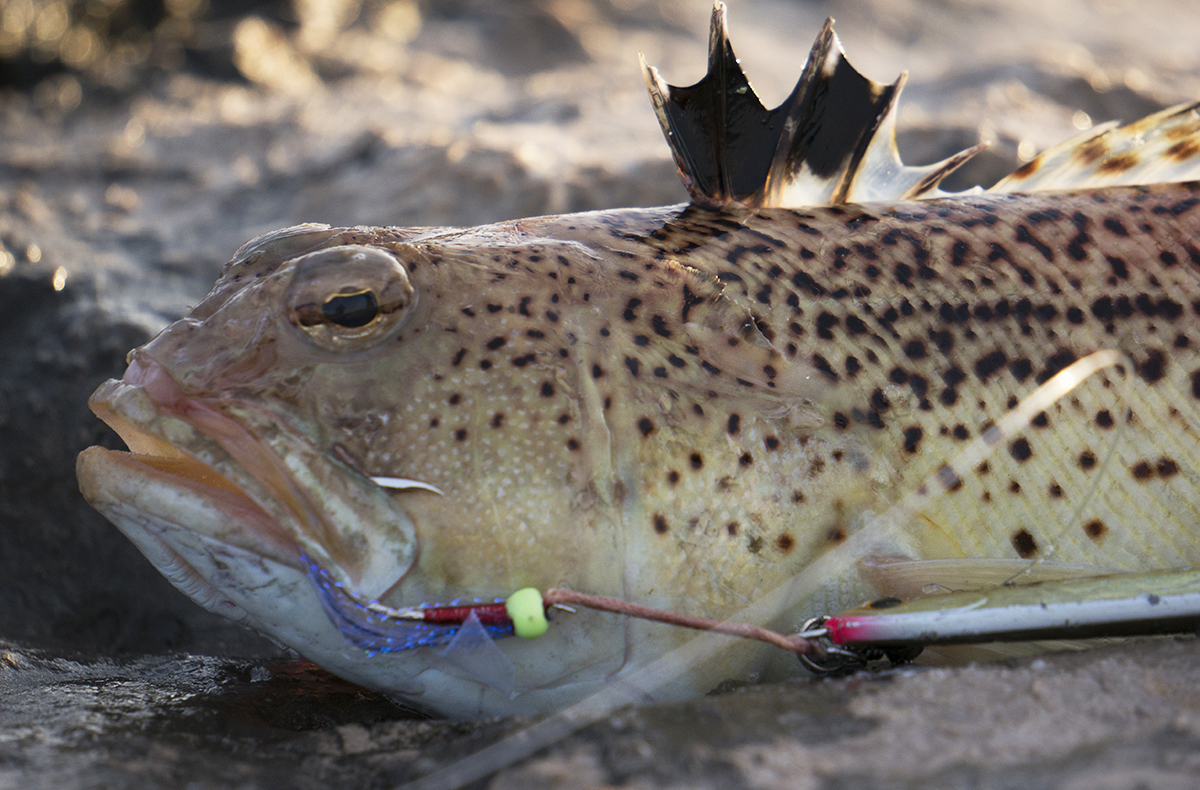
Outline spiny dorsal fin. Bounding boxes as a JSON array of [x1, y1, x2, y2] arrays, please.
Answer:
[[991, 101, 1200, 193], [640, 2, 982, 208]]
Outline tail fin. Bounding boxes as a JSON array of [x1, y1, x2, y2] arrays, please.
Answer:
[[640, 3, 982, 208]]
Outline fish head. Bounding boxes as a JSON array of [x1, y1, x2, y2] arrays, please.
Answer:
[[76, 220, 677, 715]]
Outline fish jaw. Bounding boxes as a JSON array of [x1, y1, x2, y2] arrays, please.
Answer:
[[79, 351, 421, 598]]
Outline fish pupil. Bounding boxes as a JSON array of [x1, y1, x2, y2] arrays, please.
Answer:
[[322, 291, 379, 328]]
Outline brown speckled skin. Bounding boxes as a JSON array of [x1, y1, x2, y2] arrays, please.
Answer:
[[125, 181, 1200, 675]]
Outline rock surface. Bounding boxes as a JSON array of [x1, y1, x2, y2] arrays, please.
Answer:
[[2, 0, 1199, 787]]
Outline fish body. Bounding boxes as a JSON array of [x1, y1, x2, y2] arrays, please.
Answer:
[[77, 7, 1200, 717]]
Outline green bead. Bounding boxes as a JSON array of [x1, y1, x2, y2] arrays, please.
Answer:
[[505, 588, 548, 639]]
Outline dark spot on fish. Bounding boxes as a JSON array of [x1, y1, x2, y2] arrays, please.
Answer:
[[454, 428, 468, 441], [653, 367, 668, 378], [625, 357, 640, 377], [727, 413, 741, 435], [1103, 217, 1129, 236], [1158, 457, 1180, 478], [448, 393, 461, 405], [903, 340, 927, 360], [652, 514, 668, 535], [726, 521, 739, 537], [540, 382, 555, 397], [479, 359, 493, 370], [833, 412, 850, 429], [811, 354, 838, 381], [1009, 438, 1032, 462], [952, 424, 969, 441], [974, 350, 1007, 381], [1015, 225, 1054, 262], [1011, 529, 1038, 558], [792, 490, 806, 503], [634, 334, 650, 346], [1132, 460, 1154, 481], [870, 388, 891, 412], [491, 412, 504, 428], [1008, 358, 1032, 382], [1079, 450, 1097, 470], [486, 336, 506, 350], [1098, 153, 1137, 174], [667, 470, 680, 485], [1167, 139, 1200, 162], [1048, 482, 1063, 498], [937, 464, 962, 491], [747, 536, 764, 554], [1008, 480, 1021, 494], [1095, 409, 1114, 428], [775, 534, 795, 553], [764, 436, 780, 451], [903, 426, 923, 453], [1083, 519, 1107, 542], [1139, 349, 1167, 383], [690, 453, 704, 470], [869, 597, 902, 610], [739, 452, 753, 467], [638, 417, 655, 436], [816, 312, 840, 339], [567, 438, 580, 450]]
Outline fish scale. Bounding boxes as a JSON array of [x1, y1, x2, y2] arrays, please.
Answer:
[[76, 5, 1200, 717]]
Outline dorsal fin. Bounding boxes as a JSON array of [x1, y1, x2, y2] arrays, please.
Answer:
[[640, 2, 982, 208], [991, 101, 1200, 193]]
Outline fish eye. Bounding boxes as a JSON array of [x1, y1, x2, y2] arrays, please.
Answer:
[[286, 245, 415, 352], [321, 290, 379, 328]]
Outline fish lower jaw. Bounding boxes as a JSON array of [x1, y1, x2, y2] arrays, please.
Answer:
[[96, 497, 255, 625], [77, 444, 305, 572]]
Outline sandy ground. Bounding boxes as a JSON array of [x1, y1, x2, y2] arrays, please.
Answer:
[[2, 0, 1200, 787]]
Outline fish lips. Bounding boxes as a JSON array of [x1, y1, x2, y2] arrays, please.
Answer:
[[77, 354, 419, 603]]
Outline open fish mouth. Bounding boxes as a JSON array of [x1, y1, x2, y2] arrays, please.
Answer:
[[77, 353, 419, 605]]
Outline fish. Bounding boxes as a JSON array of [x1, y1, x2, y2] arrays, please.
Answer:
[[76, 3, 1200, 718]]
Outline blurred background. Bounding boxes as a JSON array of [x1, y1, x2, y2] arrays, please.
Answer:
[[2, 0, 1200, 659]]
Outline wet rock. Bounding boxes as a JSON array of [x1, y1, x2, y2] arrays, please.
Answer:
[[2, 638, 1198, 789]]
